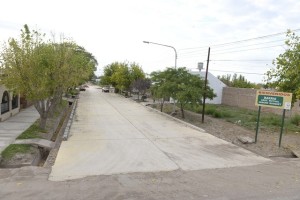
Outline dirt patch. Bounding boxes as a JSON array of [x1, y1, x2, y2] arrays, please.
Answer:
[[149, 103, 300, 158]]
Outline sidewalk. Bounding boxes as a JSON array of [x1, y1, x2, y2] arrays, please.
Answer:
[[0, 106, 40, 154]]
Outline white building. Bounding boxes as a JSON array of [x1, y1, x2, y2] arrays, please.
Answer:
[[190, 70, 227, 104], [0, 85, 20, 121]]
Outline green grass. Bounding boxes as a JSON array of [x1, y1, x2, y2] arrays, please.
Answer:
[[290, 114, 300, 126], [1, 144, 31, 160], [17, 121, 45, 139], [183, 103, 300, 134]]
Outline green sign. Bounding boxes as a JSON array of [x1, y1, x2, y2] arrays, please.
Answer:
[[257, 95, 283, 107]]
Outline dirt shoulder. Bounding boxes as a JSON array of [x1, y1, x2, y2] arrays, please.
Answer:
[[148, 103, 299, 158]]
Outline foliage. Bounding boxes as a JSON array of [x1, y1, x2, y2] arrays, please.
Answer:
[[100, 62, 122, 87], [151, 67, 216, 118], [218, 73, 257, 88], [1, 144, 31, 160], [111, 63, 131, 91], [0, 25, 97, 129], [100, 61, 145, 92], [266, 30, 300, 103]]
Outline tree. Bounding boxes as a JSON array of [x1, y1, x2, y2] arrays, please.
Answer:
[[130, 63, 145, 82], [218, 73, 256, 88], [266, 30, 300, 103], [111, 63, 131, 92], [175, 68, 215, 118], [100, 61, 145, 94], [151, 67, 216, 118], [0, 25, 97, 129], [150, 69, 178, 112], [100, 62, 121, 87], [130, 78, 151, 100]]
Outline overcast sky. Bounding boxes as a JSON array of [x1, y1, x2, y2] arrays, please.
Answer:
[[1, 0, 300, 83]]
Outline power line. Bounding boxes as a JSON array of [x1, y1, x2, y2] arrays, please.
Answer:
[[209, 69, 265, 75], [210, 39, 286, 52], [179, 38, 285, 55], [178, 43, 285, 58], [212, 44, 285, 55], [210, 59, 273, 62], [179, 28, 300, 50]]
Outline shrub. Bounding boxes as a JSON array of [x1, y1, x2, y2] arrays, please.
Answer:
[[290, 114, 300, 126], [205, 107, 216, 115], [212, 110, 223, 118], [221, 110, 233, 118]]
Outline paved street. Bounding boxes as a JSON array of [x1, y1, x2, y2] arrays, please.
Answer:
[[1, 85, 300, 200], [50, 85, 269, 181]]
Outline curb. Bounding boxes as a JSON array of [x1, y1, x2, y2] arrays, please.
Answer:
[[63, 99, 78, 141]]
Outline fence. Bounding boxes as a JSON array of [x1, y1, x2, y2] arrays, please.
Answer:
[[221, 87, 300, 117]]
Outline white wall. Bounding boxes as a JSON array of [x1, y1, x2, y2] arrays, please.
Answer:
[[190, 71, 227, 104]]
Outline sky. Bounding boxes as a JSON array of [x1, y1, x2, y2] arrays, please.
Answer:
[[1, 0, 300, 83]]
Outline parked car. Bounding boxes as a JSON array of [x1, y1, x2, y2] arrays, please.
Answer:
[[79, 86, 86, 91], [102, 87, 109, 93]]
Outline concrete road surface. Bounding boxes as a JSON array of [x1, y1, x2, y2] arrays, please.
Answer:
[[50, 86, 269, 181]]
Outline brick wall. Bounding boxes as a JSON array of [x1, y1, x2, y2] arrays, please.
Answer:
[[222, 87, 300, 116]]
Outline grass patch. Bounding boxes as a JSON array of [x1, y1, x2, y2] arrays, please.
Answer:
[[151, 102, 300, 134], [290, 114, 300, 126], [1, 144, 31, 160], [17, 121, 45, 139], [182, 103, 300, 134]]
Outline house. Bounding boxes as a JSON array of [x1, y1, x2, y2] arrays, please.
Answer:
[[189, 70, 227, 104], [0, 85, 20, 121]]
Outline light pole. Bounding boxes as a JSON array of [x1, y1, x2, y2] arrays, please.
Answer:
[[143, 41, 177, 69]]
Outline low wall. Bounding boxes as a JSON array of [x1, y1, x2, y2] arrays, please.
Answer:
[[222, 87, 300, 117]]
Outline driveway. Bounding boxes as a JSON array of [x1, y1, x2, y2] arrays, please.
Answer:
[[50, 85, 269, 181]]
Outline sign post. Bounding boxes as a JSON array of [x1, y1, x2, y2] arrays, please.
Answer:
[[255, 90, 292, 147], [255, 106, 261, 143]]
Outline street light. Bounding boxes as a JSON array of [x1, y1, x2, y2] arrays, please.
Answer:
[[143, 41, 177, 69]]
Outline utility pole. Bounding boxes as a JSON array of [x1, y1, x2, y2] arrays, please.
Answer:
[[202, 47, 210, 123]]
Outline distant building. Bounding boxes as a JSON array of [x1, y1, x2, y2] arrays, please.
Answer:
[[189, 70, 227, 104], [0, 85, 20, 121]]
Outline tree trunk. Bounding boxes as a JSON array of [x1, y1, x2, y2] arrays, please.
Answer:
[[33, 94, 62, 130], [160, 99, 165, 112], [180, 103, 185, 119], [137, 92, 140, 100], [39, 115, 47, 130]]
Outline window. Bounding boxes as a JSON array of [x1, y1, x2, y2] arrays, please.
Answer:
[[1, 91, 9, 114], [12, 94, 18, 109]]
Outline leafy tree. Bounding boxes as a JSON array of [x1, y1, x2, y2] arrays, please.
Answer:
[[100, 62, 145, 94], [218, 73, 256, 88], [266, 30, 300, 103], [100, 62, 121, 87], [130, 63, 145, 82], [0, 25, 97, 129], [217, 74, 232, 86], [151, 67, 216, 118], [111, 63, 131, 92], [150, 69, 178, 112]]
